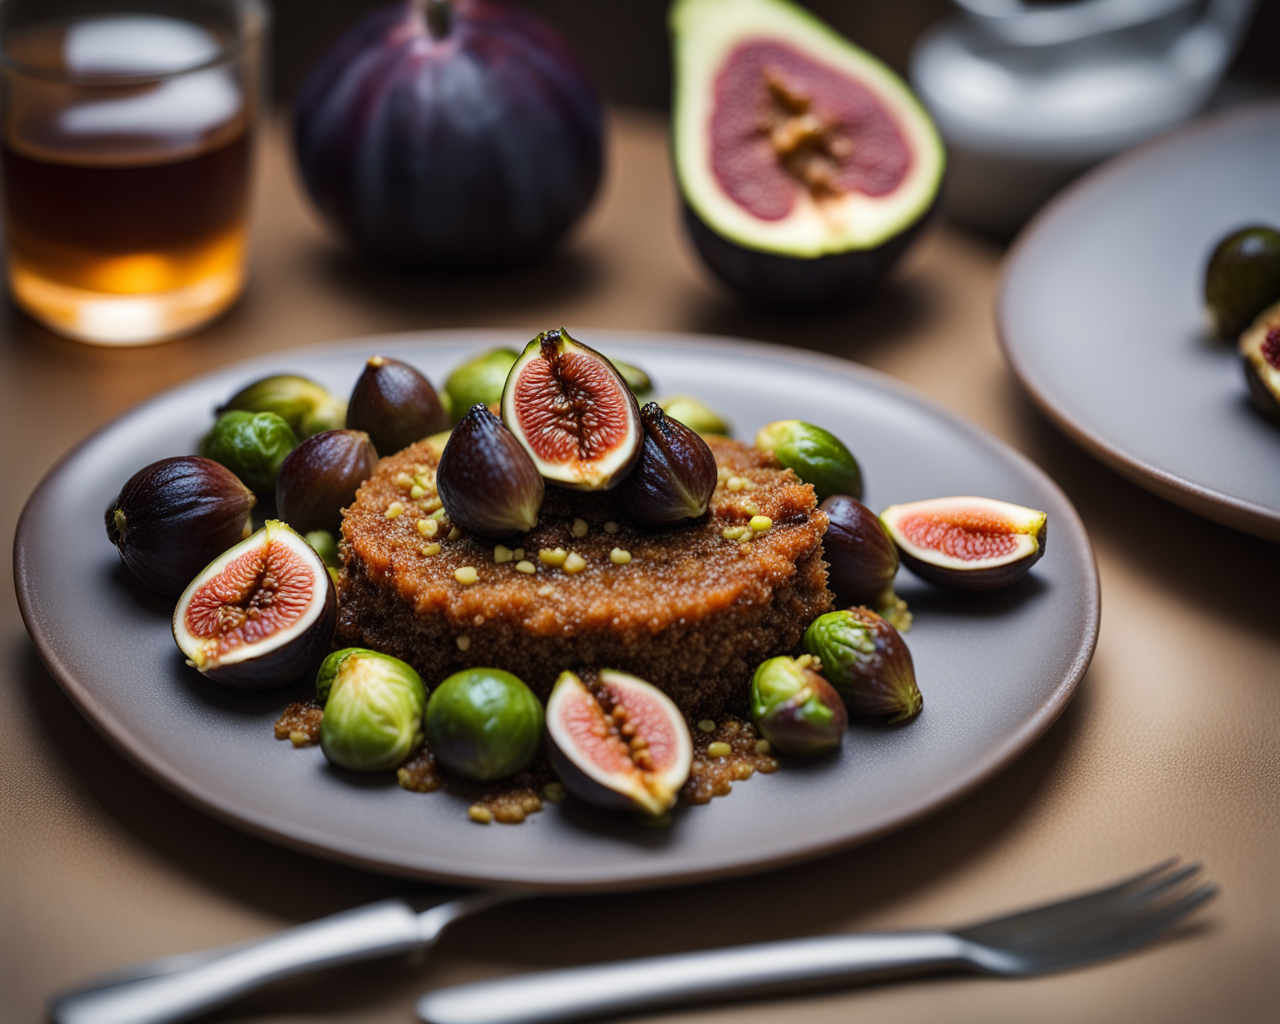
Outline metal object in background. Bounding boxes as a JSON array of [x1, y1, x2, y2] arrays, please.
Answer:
[[417, 860, 1217, 1024], [911, 0, 1257, 234]]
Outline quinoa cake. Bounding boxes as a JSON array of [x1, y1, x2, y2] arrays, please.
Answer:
[[337, 436, 832, 718]]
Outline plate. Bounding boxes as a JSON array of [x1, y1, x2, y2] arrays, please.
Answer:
[[999, 103, 1280, 542], [15, 331, 1098, 891]]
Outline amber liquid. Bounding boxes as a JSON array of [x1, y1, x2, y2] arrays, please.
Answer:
[[1, 16, 254, 343]]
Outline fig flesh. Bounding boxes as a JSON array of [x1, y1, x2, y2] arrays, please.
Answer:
[[347, 356, 451, 456], [615, 403, 719, 526], [501, 329, 643, 490], [173, 521, 337, 687], [293, 0, 603, 269], [880, 496, 1046, 592], [671, 0, 944, 308], [546, 669, 693, 817], [275, 429, 379, 535], [1239, 301, 1280, 423], [437, 404, 544, 538], [106, 456, 256, 597]]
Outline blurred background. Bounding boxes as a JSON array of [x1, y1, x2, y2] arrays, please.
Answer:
[[270, 0, 1280, 108]]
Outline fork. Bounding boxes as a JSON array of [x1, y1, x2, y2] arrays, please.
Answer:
[[416, 859, 1217, 1024]]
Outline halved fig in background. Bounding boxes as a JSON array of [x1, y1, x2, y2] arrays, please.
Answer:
[[1239, 302, 1280, 422], [173, 521, 337, 687], [106, 456, 256, 597], [347, 356, 450, 456], [501, 329, 642, 490], [671, 0, 945, 308], [880, 496, 1047, 592], [546, 669, 692, 817], [437, 404, 544, 538]]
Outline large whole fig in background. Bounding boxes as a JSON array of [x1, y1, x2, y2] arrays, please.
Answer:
[[293, 0, 604, 269]]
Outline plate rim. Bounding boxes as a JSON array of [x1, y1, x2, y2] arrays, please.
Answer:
[[14, 329, 1100, 892], [996, 100, 1280, 544]]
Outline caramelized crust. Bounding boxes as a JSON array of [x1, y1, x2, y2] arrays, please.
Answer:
[[337, 437, 831, 717]]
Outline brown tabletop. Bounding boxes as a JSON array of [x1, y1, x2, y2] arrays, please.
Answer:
[[2, 111, 1277, 1024]]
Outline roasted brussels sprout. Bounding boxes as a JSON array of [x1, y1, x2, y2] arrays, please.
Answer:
[[1204, 226, 1280, 341], [200, 410, 299, 494], [425, 668, 543, 782], [755, 420, 861, 501], [218, 374, 347, 438], [444, 348, 519, 422], [657, 395, 731, 436], [749, 655, 847, 757], [318, 648, 426, 771], [803, 608, 922, 722]]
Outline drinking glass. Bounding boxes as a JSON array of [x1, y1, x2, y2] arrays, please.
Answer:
[[0, 0, 267, 344]]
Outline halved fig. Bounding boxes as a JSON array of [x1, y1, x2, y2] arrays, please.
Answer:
[[546, 669, 693, 817], [1239, 302, 1280, 422], [880, 496, 1047, 592], [173, 520, 337, 687], [501, 329, 642, 490]]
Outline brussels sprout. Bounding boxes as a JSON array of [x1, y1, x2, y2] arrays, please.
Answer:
[[305, 529, 340, 568], [444, 348, 520, 422], [755, 420, 861, 501], [318, 648, 426, 771], [200, 410, 299, 494], [425, 668, 544, 781], [749, 655, 847, 757], [657, 395, 731, 436], [610, 357, 654, 399], [802, 608, 922, 723], [218, 374, 347, 438]]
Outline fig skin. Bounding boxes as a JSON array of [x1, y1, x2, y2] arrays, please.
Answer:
[[616, 403, 719, 526], [803, 608, 922, 722], [276, 429, 379, 535], [437, 404, 545, 538], [820, 495, 901, 608], [293, 0, 603, 269], [750, 655, 847, 757], [347, 356, 450, 456], [1239, 304, 1280, 423], [105, 456, 256, 597], [172, 521, 338, 688]]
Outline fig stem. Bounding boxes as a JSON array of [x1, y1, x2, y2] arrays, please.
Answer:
[[419, 0, 452, 40]]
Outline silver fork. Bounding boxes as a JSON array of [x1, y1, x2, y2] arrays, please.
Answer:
[[416, 859, 1217, 1024]]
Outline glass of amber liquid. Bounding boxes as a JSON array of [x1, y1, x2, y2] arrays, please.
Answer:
[[0, 0, 266, 344]]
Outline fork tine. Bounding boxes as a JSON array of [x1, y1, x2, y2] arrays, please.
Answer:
[[990, 863, 1206, 954], [956, 859, 1186, 946], [1028, 882, 1220, 974]]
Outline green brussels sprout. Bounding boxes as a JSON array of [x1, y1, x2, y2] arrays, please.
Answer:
[[802, 608, 922, 723], [657, 395, 732, 436], [755, 419, 861, 501], [218, 374, 347, 438], [749, 655, 847, 757], [444, 348, 519, 423], [1204, 226, 1280, 341], [609, 357, 654, 399], [200, 410, 298, 494], [425, 668, 544, 781], [305, 529, 340, 569], [318, 648, 426, 771]]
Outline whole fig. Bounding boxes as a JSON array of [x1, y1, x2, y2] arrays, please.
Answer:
[[293, 0, 603, 269]]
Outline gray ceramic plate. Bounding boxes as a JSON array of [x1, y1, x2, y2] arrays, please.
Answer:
[[15, 331, 1098, 891], [999, 103, 1280, 542]]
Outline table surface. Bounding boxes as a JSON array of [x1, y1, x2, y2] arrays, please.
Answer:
[[2, 111, 1277, 1024]]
